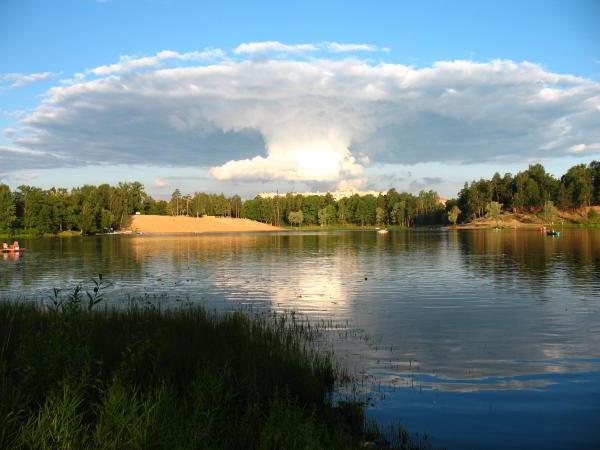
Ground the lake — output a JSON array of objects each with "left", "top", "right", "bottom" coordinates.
[{"left": 1, "top": 229, "right": 599, "bottom": 449}]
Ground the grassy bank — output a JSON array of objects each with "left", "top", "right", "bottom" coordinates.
[{"left": 0, "top": 290, "right": 426, "bottom": 449}]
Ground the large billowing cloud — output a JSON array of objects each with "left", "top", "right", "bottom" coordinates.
[{"left": 6, "top": 43, "right": 600, "bottom": 184}]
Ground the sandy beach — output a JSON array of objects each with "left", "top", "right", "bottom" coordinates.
[{"left": 127, "top": 215, "right": 282, "bottom": 234}]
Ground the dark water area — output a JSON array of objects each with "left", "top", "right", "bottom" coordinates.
[{"left": 1, "top": 229, "right": 599, "bottom": 449}]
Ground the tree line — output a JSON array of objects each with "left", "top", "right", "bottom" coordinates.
[
  {"left": 0, "top": 182, "right": 152, "bottom": 235},
  {"left": 168, "top": 189, "right": 242, "bottom": 218},
  {"left": 0, "top": 183, "right": 246, "bottom": 235},
  {"left": 0, "top": 182, "right": 444, "bottom": 233},
  {"left": 1, "top": 160, "right": 598, "bottom": 234},
  {"left": 453, "top": 161, "right": 600, "bottom": 222},
  {"left": 241, "top": 190, "right": 444, "bottom": 227}
]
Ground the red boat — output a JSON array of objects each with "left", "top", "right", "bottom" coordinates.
[{"left": 1, "top": 242, "right": 25, "bottom": 253}]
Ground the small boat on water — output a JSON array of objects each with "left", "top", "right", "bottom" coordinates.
[
  {"left": 546, "top": 230, "right": 560, "bottom": 237},
  {"left": 1, "top": 241, "right": 25, "bottom": 253},
  {"left": 377, "top": 229, "right": 389, "bottom": 234}
]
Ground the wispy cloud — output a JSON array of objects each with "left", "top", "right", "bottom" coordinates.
[
  {"left": 233, "top": 41, "right": 389, "bottom": 55},
  {"left": 1, "top": 109, "right": 28, "bottom": 120},
  {"left": 89, "top": 49, "right": 226, "bottom": 76},
  {"left": 325, "top": 42, "right": 389, "bottom": 53},
  {"left": 234, "top": 41, "right": 318, "bottom": 54},
  {"left": 0, "top": 72, "right": 55, "bottom": 90}
]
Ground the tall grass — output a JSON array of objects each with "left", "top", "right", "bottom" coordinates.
[{"left": 0, "top": 283, "right": 428, "bottom": 449}]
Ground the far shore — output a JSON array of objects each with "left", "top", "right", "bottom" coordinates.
[
  {"left": 450, "top": 207, "right": 600, "bottom": 230},
  {"left": 125, "top": 214, "right": 283, "bottom": 234},
  {"left": 3, "top": 207, "right": 598, "bottom": 240}
]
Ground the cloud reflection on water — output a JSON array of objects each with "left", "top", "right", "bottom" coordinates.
[{"left": 1, "top": 229, "right": 599, "bottom": 397}]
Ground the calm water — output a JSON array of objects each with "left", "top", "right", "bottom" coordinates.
[{"left": 1, "top": 229, "right": 599, "bottom": 449}]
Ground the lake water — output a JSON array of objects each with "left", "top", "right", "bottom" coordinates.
[{"left": 1, "top": 229, "right": 599, "bottom": 449}]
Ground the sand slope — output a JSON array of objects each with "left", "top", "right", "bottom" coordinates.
[
  {"left": 127, "top": 215, "right": 282, "bottom": 233},
  {"left": 454, "top": 206, "right": 600, "bottom": 229}
]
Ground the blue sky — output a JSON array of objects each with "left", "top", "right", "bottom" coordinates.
[{"left": 1, "top": 0, "right": 599, "bottom": 198}]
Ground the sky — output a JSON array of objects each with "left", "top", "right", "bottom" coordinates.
[{"left": 0, "top": 0, "right": 599, "bottom": 199}]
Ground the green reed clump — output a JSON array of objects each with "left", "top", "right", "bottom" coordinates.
[{"left": 0, "top": 279, "right": 428, "bottom": 449}]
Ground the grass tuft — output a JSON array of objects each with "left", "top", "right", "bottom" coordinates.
[{"left": 0, "top": 283, "right": 428, "bottom": 449}]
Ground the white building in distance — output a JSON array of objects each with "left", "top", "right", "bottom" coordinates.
[
  {"left": 257, "top": 188, "right": 448, "bottom": 205},
  {"left": 257, "top": 188, "right": 387, "bottom": 201}
]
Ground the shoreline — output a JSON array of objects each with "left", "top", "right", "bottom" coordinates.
[
  {"left": 450, "top": 208, "right": 600, "bottom": 230},
  {"left": 3, "top": 210, "right": 599, "bottom": 240},
  {"left": 125, "top": 215, "right": 283, "bottom": 234},
  {"left": 0, "top": 294, "right": 426, "bottom": 449}
]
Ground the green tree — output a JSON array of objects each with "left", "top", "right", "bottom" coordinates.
[
  {"left": 355, "top": 195, "right": 376, "bottom": 226},
  {"left": 542, "top": 200, "right": 558, "bottom": 224},
  {"left": 0, "top": 184, "right": 16, "bottom": 232},
  {"left": 556, "top": 184, "right": 570, "bottom": 210},
  {"left": 301, "top": 196, "right": 320, "bottom": 225},
  {"left": 231, "top": 195, "right": 242, "bottom": 218},
  {"left": 318, "top": 205, "right": 336, "bottom": 226},
  {"left": 336, "top": 199, "right": 348, "bottom": 224},
  {"left": 19, "top": 186, "right": 59, "bottom": 235},
  {"left": 170, "top": 189, "right": 182, "bottom": 216},
  {"left": 590, "top": 161, "right": 600, "bottom": 204},
  {"left": 526, "top": 163, "right": 558, "bottom": 205},
  {"left": 447, "top": 205, "right": 461, "bottom": 226},
  {"left": 561, "top": 164, "right": 593, "bottom": 208},
  {"left": 47, "top": 188, "right": 71, "bottom": 232},
  {"left": 485, "top": 201, "right": 502, "bottom": 227},
  {"left": 318, "top": 207, "right": 329, "bottom": 226},
  {"left": 288, "top": 210, "right": 303, "bottom": 227},
  {"left": 375, "top": 207, "right": 386, "bottom": 226},
  {"left": 390, "top": 202, "right": 405, "bottom": 226}
]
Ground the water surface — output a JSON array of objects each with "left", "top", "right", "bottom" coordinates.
[{"left": 1, "top": 229, "right": 599, "bottom": 449}]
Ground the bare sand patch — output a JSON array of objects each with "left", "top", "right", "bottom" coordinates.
[
  {"left": 126, "top": 215, "right": 282, "bottom": 234},
  {"left": 453, "top": 207, "right": 600, "bottom": 229}
]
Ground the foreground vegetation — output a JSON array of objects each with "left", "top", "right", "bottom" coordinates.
[
  {"left": 0, "top": 286, "right": 426, "bottom": 449},
  {"left": 1, "top": 161, "right": 598, "bottom": 235}
]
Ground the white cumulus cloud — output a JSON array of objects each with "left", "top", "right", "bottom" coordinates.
[{"left": 6, "top": 47, "right": 600, "bottom": 184}]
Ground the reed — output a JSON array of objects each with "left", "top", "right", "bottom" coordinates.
[{"left": 0, "top": 281, "right": 428, "bottom": 449}]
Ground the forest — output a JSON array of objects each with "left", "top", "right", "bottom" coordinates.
[
  {"left": 0, "top": 161, "right": 598, "bottom": 235},
  {"left": 454, "top": 161, "right": 600, "bottom": 221}
]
